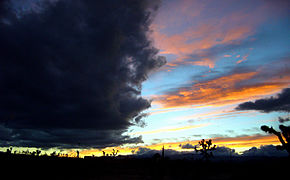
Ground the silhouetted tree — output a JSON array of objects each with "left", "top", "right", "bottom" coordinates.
[
  {"left": 112, "top": 149, "right": 119, "bottom": 157},
  {"left": 50, "top": 151, "right": 57, "bottom": 157},
  {"left": 194, "top": 139, "right": 216, "bottom": 161},
  {"left": 102, "top": 151, "right": 106, "bottom": 156},
  {"left": 261, "top": 125, "right": 290, "bottom": 155}
]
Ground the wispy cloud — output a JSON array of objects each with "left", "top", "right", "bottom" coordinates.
[
  {"left": 154, "top": 70, "right": 290, "bottom": 108},
  {"left": 129, "top": 123, "right": 210, "bottom": 135},
  {"left": 177, "top": 109, "right": 254, "bottom": 122},
  {"left": 236, "top": 54, "right": 249, "bottom": 64},
  {"left": 151, "top": 0, "right": 288, "bottom": 69}
]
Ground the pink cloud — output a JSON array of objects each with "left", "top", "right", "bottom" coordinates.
[
  {"left": 151, "top": 0, "right": 284, "bottom": 69},
  {"left": 236, "top": 54, "right": 249, "bottom": 64}
]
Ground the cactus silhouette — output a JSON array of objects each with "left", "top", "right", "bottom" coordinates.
[
  {"left": 112, "top": 149, "right": 119, "bottom": 157},
  {"left": 76, "top": 150, "right": 80, "bottom": 158},
  {"left": 162, "top": 146, "right": 165, "bottom": 159},
  {"left": 194, "top": 139, "right": 216, "bottom": 161},
  {"left": 261, "top": 125, "right": 290, "bottom": 155}
]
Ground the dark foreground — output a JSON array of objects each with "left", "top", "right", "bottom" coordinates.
[{"left": 1, "top": 154, "right": 289, "bottom": 180}]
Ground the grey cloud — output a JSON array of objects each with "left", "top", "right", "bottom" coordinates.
[
  {"left": 180, "top": 143, "right": 196, "bottom": 149},
  {"left": 236, "top": 88, "right": 290, "bottom": 113},
  {"left": 242, "top": 145, "right": 288, "bottom": 157},
  {"left": 0, "top": 0, "right": 165, "bottom": 148}
]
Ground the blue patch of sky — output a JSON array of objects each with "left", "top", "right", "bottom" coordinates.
[
  {"left": 215, "top": 17, "right": 289, "bottom": 77},
  {"left": 142, "top": 58, "right": 210, "bottom": 97}
]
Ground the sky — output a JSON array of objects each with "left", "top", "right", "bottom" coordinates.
[{"left": 0, "top": 0, "right": 289, "bottom": 157}]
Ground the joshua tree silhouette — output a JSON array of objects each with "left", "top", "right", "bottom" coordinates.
[
  {"left": 112, "top": 149, "right": 119, "bottom": 157},
  {"left": 194, "top": 139, "right": 216, "bottom": 161},
  {"left": 261, "top": 125, "right": 290, "bottom": 155}
]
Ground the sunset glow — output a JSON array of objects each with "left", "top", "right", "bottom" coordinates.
[{"left": 0, "top": 0, "right": 289, "bottom": 158}]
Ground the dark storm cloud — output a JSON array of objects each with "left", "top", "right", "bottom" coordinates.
[
  {"left": 278, "top": 117, "right": 290, "bottom": 123},
  {"left": 242, "top": 145, "right": 288, "bottom": 157},
  {"left": 236, "top": 88, "right": 290, "bottom": 112},
  {"left": 213, "top": 146, "right": 238, "bottom": 156},
  {"left": 0, "top": 0, "right": 165, "bottom": 148},
  {"left": 0, "top": 124, "right": 143, "bottom": 149}
]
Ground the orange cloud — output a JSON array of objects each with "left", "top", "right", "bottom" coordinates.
[
  {"left": 212, "top": 134, "right": 280, "bottom": 149},
  {"left": 152, "top": 23, "right": 254, "bottom": 69},
  {"left": 236, "top": 54, "right": 249, "bottom": 64},
  {"left": 150, "top": 0, "right": 288, "bottom": 69},
  {"left": 151, "top": 4, "right": 267, "bottom": 68},
  {"left": 154, "top": 71, "right": 290, "bottom": 108}
]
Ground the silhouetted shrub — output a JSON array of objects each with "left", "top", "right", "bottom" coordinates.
[
  {"left": 50, "top": 151, "right": 57, "bottom": 157},
  {"left": 6, "top": 147, "right": 12, "bottom": 155}
]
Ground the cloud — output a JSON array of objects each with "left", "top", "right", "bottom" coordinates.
[
  {"left": 151, "top": 0, "right": 289, "bottom": 69},
  {"left": 76, "top": 133, "right": 281, "bottom": 157},
  {"left": 180, "top": 143, "right": 195, "bottom": 149},
  {"left": 134, "top": 147, "right": 191, "bottom": 158},
  {"left": 129, "top": 123, "right": 210, "bottom": 135},
  {"left": 152, "top": 21, "right": 254, "bottom": 68},
  {"left": 236, "top": 88, "right": 290, "bottom": 112},
  {"left": 134, "top": 145, "right": 238, "bottom": 158},
  {"left": 0, "top": 0, "right": 165, "bottom": 148},
  {"left": 0, "top": 124, "right": 143, "bottom": 149},
  {"left": 236, "top": 54, "right": 249, "bottom": 64},
  {"left": 242, "top": 145, "right": 288, "bottom": 157},
  {"left": 213, "top": 146, "right": 238, "bottom": 156},
  {"left": 140, "top": 134, "right": 280, "bottom": 153},
  {"left": 152, "top": 55, "right": 290, "bottom": 109},
  {"left": 212, "top": 134, "right": 280, "bottom": 149},
  {"left": 154, "top": 69, "right": 290, "bottom": 108},
  {"left": 134, "top": 147, "right": 159, "bottom": 157},
  {"left": 278, "top": 117, "right": 290, "bottom": 123}
]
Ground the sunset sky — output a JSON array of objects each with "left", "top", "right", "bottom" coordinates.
[
  {"left": 126, "top": 0, "right": 290, "bottom": 154},
  {"left": 0, "top": 0, "right": 289, "bottom": 156}
]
